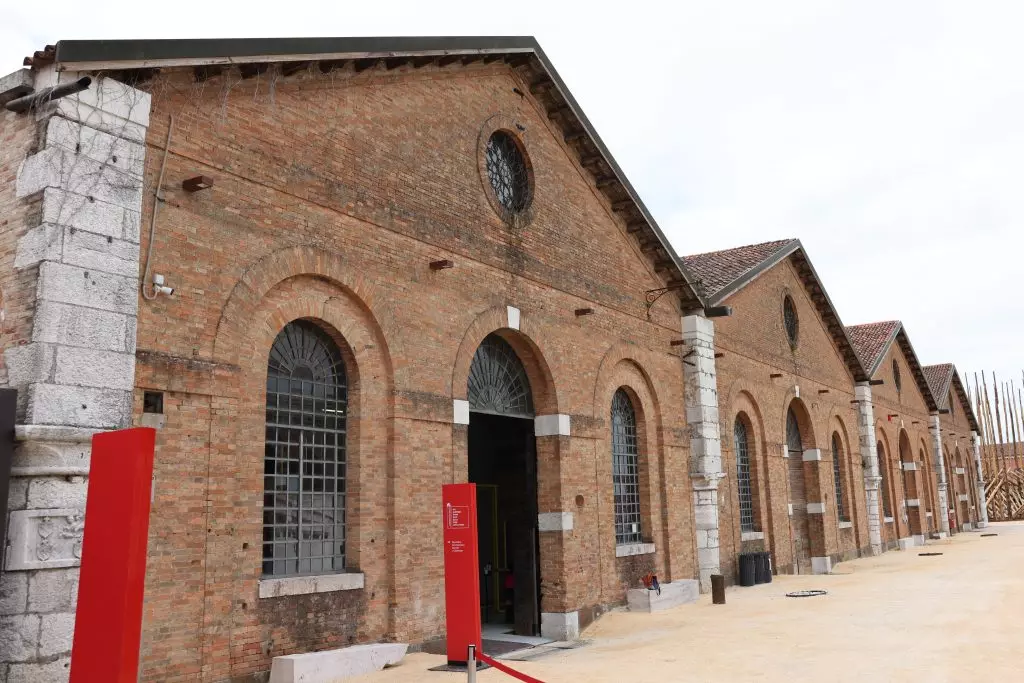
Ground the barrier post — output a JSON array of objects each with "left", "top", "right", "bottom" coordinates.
[{"left": 467, "top": 644, "right": 477, "bottom": 683}]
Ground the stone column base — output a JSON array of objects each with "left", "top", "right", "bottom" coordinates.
[
  {"left": 540, "top": 611, "right": 579, "bottom": 641},
  {"left": 811, "top": 557, "right": 832, "bottom": 574}
]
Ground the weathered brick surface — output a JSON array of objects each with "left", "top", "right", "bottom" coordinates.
[
  {"left": 129, "top": 63, "right": 696, "bottom": 680},
  {"left": 0, "top": 108, "right": 42, "bottom": 399},
  {"left": 712, "top": 256, "right": 866, "bottom": 578},
  {"left": 938, "top": 380, "right": 981, "bottom": 530}
]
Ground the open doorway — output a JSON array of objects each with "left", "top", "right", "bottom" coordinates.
[{"left": 466, "top": 333, "right": 542, "bottom": 638}]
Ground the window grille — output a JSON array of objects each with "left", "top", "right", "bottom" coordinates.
[
  {"left": 832, "top": 433, "right": 848, "bottom": 521},
  {"left": 612, "top": 389, "right": 642, "bottom": 545},
  {"left": 735, "top": 418, "right": 755, "bottom": 532},
  {"left": 263, "top": 320, "right": 347, "bottom": 577},
  {"left": 485, "top": 131, "right": 532, "bottom": 217},
  {"left": 783, "top": 296, "right": 799, "bottom": 346},
  {"left": 468, "top": 334, "right": 534, "bottom": 417},
  {"left": 878, "top": 441, "right": 892, "bottom": 518}
]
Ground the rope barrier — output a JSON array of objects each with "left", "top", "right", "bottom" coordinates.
[{"left": 468, "top": 644, "right": 547, "bottom": 683}]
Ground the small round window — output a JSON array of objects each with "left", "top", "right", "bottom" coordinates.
[
  {"left": 892, "top": 359, "right": 902, "bottom": 393},
  {"left": 783, "top": 295, "right": 799, "bottom": 347},
  {"left": 485, "top": 130, "right": 532, "bottom": 219}
]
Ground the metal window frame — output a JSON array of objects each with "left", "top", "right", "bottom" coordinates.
[
  {"left": 263, "top": 320, "right": 348, "bottom": 578},
  {"left": 611, "top": 389, "right": 643, "bottom": 545},
  {"left": 832, "top": 433, "right": 848, "bottom": 521},
  {"left": 734, "top": 418, "right": 755, "bottom": 532}
]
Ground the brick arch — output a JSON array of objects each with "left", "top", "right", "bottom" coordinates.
[
  {"left": 784, "top": 396, "right": 817, "bottom": 450},
  {"left": 212, "top": 244, "right": 395, "bottom": 369},
  {"left": 828, "top": 414, "right": 855, "bottom": 528},
  {"left": 201, "top": 276, "right": 398, "bottom": 669},
  {"left": 450, "top": 306, "right": 559, "bottom": 415},
  {"left": 591, "top": 354, "right": 669, "bottom": 584},
  {"left": 728, "top": 390, "right": 771, "bottom": 559}
]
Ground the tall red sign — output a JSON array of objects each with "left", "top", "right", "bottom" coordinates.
[
  {"left": 443, "top": 483, "right": 481, "bottom": 665},
  {"left": 70, "top": 428, "right": 156, "bottom": 683}
]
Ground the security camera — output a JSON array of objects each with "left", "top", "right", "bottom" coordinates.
[{"left": 153, "top": 274, "right": 175, "bottom": 297}]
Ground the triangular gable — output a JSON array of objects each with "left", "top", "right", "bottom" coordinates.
[
  {"left": 682, "top": 238, "right": 868, "bottom": 382},
  {"left": 846, "top": 322, "right": 939, "bottom": 413},
  {"left": 22, "top": 36, "right": 706, "bottom": 311},
  {"left": 923, "top": 363, "right": 981, "bottom": 433}
]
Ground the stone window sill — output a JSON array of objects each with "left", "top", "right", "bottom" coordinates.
[
  {"left": 259, "top": 572, "right": 365, "bottom": 598},
  {"left": 740, "top": 531, "right": 765, "bottom": 541},
  {"left": 884, "top": 517, "right": 895, "bottom": 524},
  {"left": 615, "top": 542, "right": 656, "bottom": 558},
  {"left": 838, "top": 521, "right": 853, "bottom": 529}
]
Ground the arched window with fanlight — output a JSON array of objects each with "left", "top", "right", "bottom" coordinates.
[
  {"left": 611, "top": 389, "right": 642, "bottom": 545},
  {"left": 263, "top": 320, "right": 348, "bottom": 577},
  {"left": 734, "top": 417, "right": 755, "bottom": 532},
  {"left": 832, "top": 432, "right": 848, "bottom": 522}
]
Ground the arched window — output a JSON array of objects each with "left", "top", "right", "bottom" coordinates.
[
  {"left": 734, "top": 418, "right": 755, "bottom": 532},
  {"left": 263, "top": 320, "right": 348, "bottom": 577},
  {"left": 832, "top": 433, "right": 848, "bottom": 521},
  {"left": 611, "top": 389, "right": 642, "bottom": 545},
  {"left": 783, "top": 295, "right": 799, "bottom": 348},
  {"left": 877, "top": 441, "right": 892, "bottom": 519},
  {"left": 468, "top": 334, "right": 534, "bottom": 417},
  {"left": 892, "top": 360, "right": 902, "bottom": 393},
  {"left": 786, "top": 408, "right": 803, "bottom": 456}
]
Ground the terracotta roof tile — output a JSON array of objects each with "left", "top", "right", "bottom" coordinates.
[
  {"left": 681, "top": 239, "right": 794, "bottom": 301},
  {"left": 922, "top": 364, "right": 954, "bottom": 408},
  {"left": 845, "top": 321, "right": 900, "bottom": 372}
]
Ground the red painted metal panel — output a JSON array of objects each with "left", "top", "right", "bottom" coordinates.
[
  {"left": 443, "top": 483, "right": 481, "bottom": 664},
  {"left": 69, "top": 428, "right": 155, "bottom": 683}
]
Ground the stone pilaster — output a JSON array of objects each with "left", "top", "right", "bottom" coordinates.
[
  {"left": 1, "top": 68, "right": 150, "bottom": 681},
  {"left": 855, "top": 383, "right": 883, "bottom": 556},
  {"left": 930, "top": 414, "right": 950, "bottom": 538},
  {"left": 682, "top": 315, "right": 723, "bottom": 592},
  {"left": 971, "top": 431, "right": 988, "bottom": 529}
]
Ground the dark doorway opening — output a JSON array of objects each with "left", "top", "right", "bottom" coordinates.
[{"left": 468, "top": 412, "right": 540, "bottom": 637}]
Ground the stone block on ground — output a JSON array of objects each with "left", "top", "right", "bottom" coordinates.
[
  {"left": 269, "top": 643, "right": 408, "bottom": 682},
  {"left": 627, "top": 579, "right": 700, "bottom": 613}
]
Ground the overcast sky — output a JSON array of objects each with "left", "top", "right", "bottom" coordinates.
[{"left": 3, "top": 1, "right": 1022, "bottom": 423}]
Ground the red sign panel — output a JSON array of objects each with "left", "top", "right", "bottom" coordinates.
[
  {"left": 443, "top": 483, "right": 481, "bottom": 664},
  {"left": 70, "top": 428, "right": 156, "bottom": 683}
]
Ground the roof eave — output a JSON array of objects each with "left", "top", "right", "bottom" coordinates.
[
  {"left": 893, "top": 329, "right": 940, "bottom": 414},
  {"left": 702, "top": 239, "right": 800, "bottom": 306}
]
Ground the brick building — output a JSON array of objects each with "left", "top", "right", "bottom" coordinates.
[
  {"left": 0, "top": 36, "right": 985, "bottom": 682},
  {"left": 923, "top": 363, "right": 986, "bottom": 532}
]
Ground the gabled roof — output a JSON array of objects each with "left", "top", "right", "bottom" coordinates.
[
  {"left": 923, "top": 363, "right": 981, "bottom": 433},
  {"left": 19, "top": 36, "right": 705, "bottom": 311},
  {"left": 682, "top": 238, "right": 868, "bottom": 383},
  {"left": 846, "top": 321, "right": 939, "bottom": 413}
]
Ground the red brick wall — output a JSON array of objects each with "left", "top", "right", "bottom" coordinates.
[
  {"left": 939, "top": 379, "right": 980, "bottom": 528},
  {"left": 0, "top": 108, "right": 42, "bottom": 399},
  {"left": 130, "top": 62, "right": 695, "bottom": 681},
  {"left": 869, "top": 339, "right": 935, "bottom": 543},
  {"left": 713, "top": 256, "right": 866, "bottom": 578}
]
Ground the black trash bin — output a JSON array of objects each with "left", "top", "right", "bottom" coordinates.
[
  {"left": 753, "top": 552, "right": 768, "bottom": 584},
  {"left": 763, "top": 552, "right": 773, "bottom": 584},
  {"left": 738, "top": 552, "right": 756, "bottom": 587}
]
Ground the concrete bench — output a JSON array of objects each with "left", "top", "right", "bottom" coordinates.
[
  {"left": 269, "top": 643, "right": 408, "bottom": 682},
  {"left": 627, "top": 579, "right": 699, "bottom": 613}
]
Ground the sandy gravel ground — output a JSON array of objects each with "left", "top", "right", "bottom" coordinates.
[{"left": 351, "top": 522, "right": 1022, "bottom": 682}]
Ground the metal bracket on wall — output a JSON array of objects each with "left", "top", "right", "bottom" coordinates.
[
  {"left": 644, "top": 284, "right": 687, "bottom": 319},
  {"left": 680, "top": 347, "right": 696, "bottom": 367}
]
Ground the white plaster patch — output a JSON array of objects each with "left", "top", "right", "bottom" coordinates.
[
  {"left": 957, "top": 494, "right": 969, "bottom": 502},
  {"left": 906, "top": 499, "right": 921, "bottom": 507},
  {"left": 955, "top": 467, "right": 966, "bottom": 475},
  {"left": 506, "top": 305, "right": 520, "bottom": 330},
  {"left": 537, "top": 512, "right": 573, "bottom": 532},
  {"left": 534, "top": 413, "right": 570, "bottom": 437},
  {"left": 902, "top": 462, "right": 918, "bottom": 471},
  {"left": 615, "top": 542, "right": 656, "bottom": 557},
  {"left": 452, "top": 399, "right": 469, "bottom": 425},
  {"left": 838, "top": 521, "right": 853, "bottom": 529},
  {"left": 258, "top": 573, "right": 364, "bottom": 599},
  {"left": 740, "top": 531, "right": 764, "bottom": 541},
  {"left": 802, "top": 448, "right": 822, "bottom": 462},
  {"left": 806, "top": 502, "right": 825, "bottom": 514},
  {"left": 788, "top": 503, "right": 794, "bottom": 516}
]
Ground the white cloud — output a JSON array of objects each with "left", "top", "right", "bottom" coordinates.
[{"left": 3, "top": 0, "right": 1022, "bottom": 414}]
